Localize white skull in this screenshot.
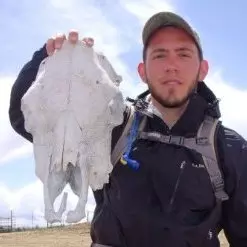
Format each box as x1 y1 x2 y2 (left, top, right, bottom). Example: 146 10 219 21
21 40 125 224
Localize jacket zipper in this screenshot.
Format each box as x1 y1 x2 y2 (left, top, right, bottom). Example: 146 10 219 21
167 160 187 213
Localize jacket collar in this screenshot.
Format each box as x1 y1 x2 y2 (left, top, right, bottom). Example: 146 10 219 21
135 81 221 136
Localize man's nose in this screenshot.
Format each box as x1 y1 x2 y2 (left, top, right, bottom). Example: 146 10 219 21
164 55 178 73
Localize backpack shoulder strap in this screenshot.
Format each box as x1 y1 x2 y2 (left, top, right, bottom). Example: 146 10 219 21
193 115 229 201
111 105 134 166
111 106 148 166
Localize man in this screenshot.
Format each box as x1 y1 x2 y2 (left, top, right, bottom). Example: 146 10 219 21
9 11 247 247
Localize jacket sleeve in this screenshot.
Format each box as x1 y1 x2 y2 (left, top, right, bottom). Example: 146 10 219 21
9 44 48 142
218 126 247 247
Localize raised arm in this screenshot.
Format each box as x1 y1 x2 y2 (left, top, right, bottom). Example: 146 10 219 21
9 44 48 142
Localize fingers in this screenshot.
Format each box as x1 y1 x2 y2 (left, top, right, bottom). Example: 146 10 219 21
68 30 79 44
46 38 55 56
46 33 66 56
82 37 94 47
45 30 94 56
54 33 66 49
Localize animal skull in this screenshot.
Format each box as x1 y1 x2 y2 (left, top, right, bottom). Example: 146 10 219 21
21 40 125 223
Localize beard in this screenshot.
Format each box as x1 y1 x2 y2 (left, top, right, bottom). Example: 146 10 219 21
147 73 200 109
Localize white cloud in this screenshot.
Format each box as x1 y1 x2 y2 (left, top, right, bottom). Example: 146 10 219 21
120 0 175 25
119 0 176 45
0 184 12 217
0 76 31 166
0 143 32 164
205 70 247 138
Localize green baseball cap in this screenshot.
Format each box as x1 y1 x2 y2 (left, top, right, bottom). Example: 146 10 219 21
142 12 203 59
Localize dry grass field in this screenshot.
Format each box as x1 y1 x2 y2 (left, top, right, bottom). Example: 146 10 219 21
0 223 229 247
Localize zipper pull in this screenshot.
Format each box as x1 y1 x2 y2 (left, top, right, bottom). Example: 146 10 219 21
167 160 187 213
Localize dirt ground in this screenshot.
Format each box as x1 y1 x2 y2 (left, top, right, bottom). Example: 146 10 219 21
0 223 91 247
0 223 229 247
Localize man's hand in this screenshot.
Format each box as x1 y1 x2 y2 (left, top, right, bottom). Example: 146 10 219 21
45 30 94 56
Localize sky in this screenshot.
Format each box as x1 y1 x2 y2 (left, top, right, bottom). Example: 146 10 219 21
1 0 247 227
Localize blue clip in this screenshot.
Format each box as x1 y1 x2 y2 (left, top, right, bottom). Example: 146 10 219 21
120 111 141 170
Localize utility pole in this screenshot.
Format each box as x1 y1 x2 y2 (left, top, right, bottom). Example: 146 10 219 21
10 210 13 232
32 212 34 229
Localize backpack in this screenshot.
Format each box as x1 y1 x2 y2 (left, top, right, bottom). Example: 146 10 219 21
111 103 229 202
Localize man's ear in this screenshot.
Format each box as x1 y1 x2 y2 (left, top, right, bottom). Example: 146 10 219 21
198 60 209 81
137 62 147 83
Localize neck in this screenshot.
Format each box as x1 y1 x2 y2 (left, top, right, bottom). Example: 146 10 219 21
151 97 189 128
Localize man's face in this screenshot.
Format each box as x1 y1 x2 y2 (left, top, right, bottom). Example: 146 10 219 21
138 27 208 108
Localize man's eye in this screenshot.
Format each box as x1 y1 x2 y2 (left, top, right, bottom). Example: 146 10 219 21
153 54 165 59
179 53 191 58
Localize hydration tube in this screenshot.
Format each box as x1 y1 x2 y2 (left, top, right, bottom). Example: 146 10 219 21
120 110 142 170
120 92 150 170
